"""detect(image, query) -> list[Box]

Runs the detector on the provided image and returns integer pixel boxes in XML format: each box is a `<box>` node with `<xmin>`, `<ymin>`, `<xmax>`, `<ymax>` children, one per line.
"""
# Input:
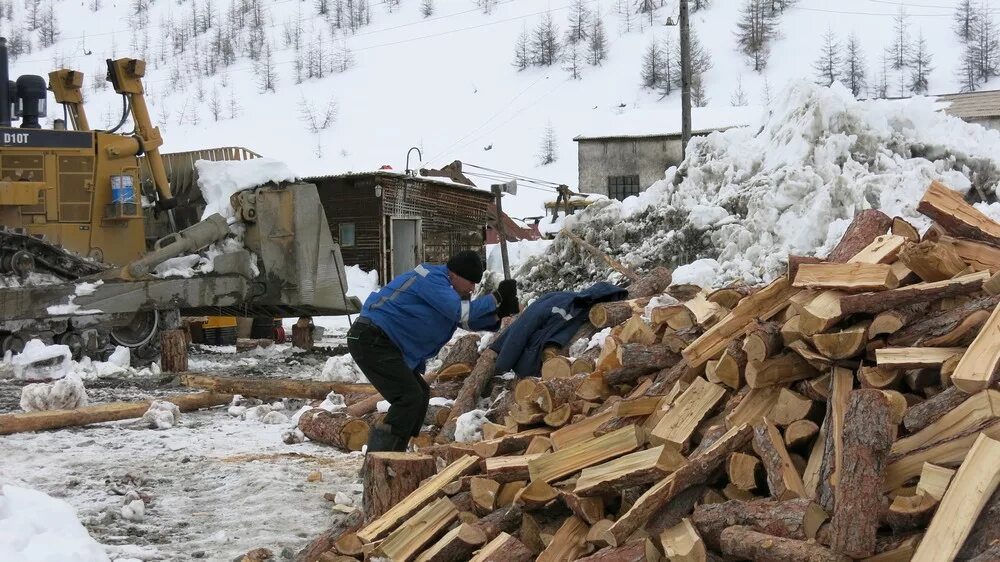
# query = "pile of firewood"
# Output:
<box><xmin>296</xmin><ymin>180</ymin><xmax>1000</xmax><ymax>562</ymax></box>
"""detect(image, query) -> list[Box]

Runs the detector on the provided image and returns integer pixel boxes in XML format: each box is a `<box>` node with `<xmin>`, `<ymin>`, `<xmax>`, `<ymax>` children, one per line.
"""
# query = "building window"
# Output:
<box><xmin>339</xmin><ymin>223</ymin><xmax>356</xmax><ymax>247</ymax></box>
<box><xmin>607</xmin><ymin>175</ymin><xmax>641</xmax><ymax>201</ymax></box>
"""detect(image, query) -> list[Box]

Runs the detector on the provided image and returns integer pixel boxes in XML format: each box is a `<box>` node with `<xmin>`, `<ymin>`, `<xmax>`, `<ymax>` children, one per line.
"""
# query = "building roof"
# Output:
<box><xmin>936</xmin><ymin>89</ymin><xmax>1000</xmax><ymax>120</ymax></box>
<box><xmin>571</xmin><ymin>105</ymin><xmax>756</xmax><ymax>142</ymax></box>
<box><xmin>303</xmin><ymin>170</ymin><xmax>495</xmax><ymax>200</ymax></box>
<box><xmin>573</xmin><ymin>126</ymin><xmax>734</xmax><ymax>142</ymax></box>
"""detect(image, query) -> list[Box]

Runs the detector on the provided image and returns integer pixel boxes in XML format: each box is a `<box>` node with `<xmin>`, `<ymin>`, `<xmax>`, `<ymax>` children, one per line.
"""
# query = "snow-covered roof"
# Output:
<box><xmin>572</xmin><ymin>106</ymin><xmax>757</xmax><ymax>142</ymax></box>
<box><xmin>573</xmin><ymin>126</ymin><xmax>736</xmax><ymax>142</ymax></box>
<box><xmin>936</xmin><ymin>89</ymin><xmax>1000</xmax><ymax>121</ymax></box>
<box><xmin>304</xmin><ymin>170</ymin><xmax>494</xmax><ymax>199</ymax></box>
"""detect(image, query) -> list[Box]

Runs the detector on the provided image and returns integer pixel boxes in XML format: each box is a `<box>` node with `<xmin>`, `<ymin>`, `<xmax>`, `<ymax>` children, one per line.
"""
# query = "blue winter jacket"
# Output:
<box><xmin>489</xmin><ymin>282</ymin><xmax>628</xmax><ymax>378</ymax></box>
<box><xmin>361</xmin><ymin>264</ymin><xmax>499</xmax><ymax>373</ymax></box>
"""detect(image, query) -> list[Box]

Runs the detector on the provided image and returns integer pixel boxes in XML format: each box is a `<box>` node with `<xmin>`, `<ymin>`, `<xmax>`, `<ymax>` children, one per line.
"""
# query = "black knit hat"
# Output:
<box><xmin>447</xmin><ymin>250</ymin><xmax>485</xmax><ymax>283</ymax></box>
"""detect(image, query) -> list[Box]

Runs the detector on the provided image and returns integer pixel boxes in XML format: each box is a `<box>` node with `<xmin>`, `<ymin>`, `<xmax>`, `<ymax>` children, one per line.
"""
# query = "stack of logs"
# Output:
<box><xmin>297</xmin><ymin>180</ymin><xmax>1000</xmax><ymax>561</ymax></box>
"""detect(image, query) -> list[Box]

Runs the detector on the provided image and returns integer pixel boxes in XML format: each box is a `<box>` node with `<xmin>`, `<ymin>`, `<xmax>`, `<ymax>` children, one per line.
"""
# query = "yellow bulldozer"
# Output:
<box><xmin>0</xmin><ymin>38</ymin><xmax>358</xmax><ymax>360</ymax></box>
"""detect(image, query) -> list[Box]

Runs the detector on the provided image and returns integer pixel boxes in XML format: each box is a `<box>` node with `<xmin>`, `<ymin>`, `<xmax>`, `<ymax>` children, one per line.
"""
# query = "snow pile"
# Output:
<box><xmin>120</xmin><ymin>499</ymin><xmax>145</xmax><ymax>522</ymax></box>
<box><xmin>196</xmin><ymin>158</ymin><xmax>297</xmax><ymax>221</ymax></box>
<box><xmin>485</xmin><ymin>239</ymin><xmax>553</xmax><ymax>276</ymax></box>
<box><xmin>10</xmin><ymin>340</ymin><xmax>72</xmax><ymax>381</ymax></box>
<box><xmin>320</xmin><ymin>392</ymin><xmax>347</xmax><ymax>411</ymax></box>
<box><xmin>320</xmin><ymin>354</ymin><xmax>368</xmax><ymax>384</ymax></box>
<box><xmin>376</xmin><ymin>400</ymin><xmax>390</xmax><ymax>414</ymax></box>
<box><xmin>0</xmin><ymin>483</ymin><xmax>111</xmax><ymax>562</ymax></box>
<box><xmin>142</xmin><ymin>400</ymin><xmax>181</xmax><ymax>429</ymax></box>
<box><xmin>672</xmin><ymin>259</ymin><xmax>722</xmax><ymax>288</ymax></box>
<box><xmin>240</xmin><ymin>403</ymin><xmax>290</xmax><ymax>425</ymax></box>
<box><xmin>45</xmin><ymin>281</ymin><xmax>105</xmax><ymax>316</ymax></box>
<box><xmin>345</xmin><ymin>265</ymin><xmax>379</xmax><ymax>300</ymax></box>
<box><xmin>429</xmin><ymin>397</ymin><xmax>455</xmax><ymax>407</ymax></box>
<box><xmin>517</xmin><ymin>82</ymin><xmax>1000</xmax><ymax>295</ymax></box>
<box><xmin>454</xmin><ymin>409</ymin><xmax>487</xmax><ymax>443</ymax></box>
<box><xmin>19</xmin><ymin>375</ymin><xmax>88</xmax><ymax>412</ymax></box>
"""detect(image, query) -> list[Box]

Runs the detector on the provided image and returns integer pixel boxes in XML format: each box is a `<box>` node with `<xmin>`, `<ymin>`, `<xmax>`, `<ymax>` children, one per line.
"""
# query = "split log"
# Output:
<box><xmin>618</xmin><ymin>316</ymin><xmax>659</xmax><ymax>345</ymax></box>
<box><xmin>559</xmin><ymin>490</ymin><xmax>604</xmax><ymax>525</ymax></box>
<box><xmin>869</xmin><ymin>304</ymin><xmax>928</xmax><ymax>340</ymax></box>
<box><xmin>942</xmin><ymin>234</ymin><xmax>1000</xmax><ymax>272</ymax></box>
<box><xmin>916</xmin><ymin>180</ymin><xmax>1000</xmax><ymax>246</ymax></box>
<box><xmin>627</xmin><ymin>266</ymin><xmax>673</xmax><ymax>298</ymax></box>
<box><xmin>829</xmin><ymin>390</ymin><xmax>893</xmax><ymax>558</ymax></box>
<box><xmin>541</xmin><ymin>356</ymin><xmax>573</xmax><ymax>380</ymax></box>
<box><xmin>743</xmin><ymin>320</ymin><xmax>782</xmax><ymax>362</ymax></box>
<box><xmin>537</xmin><ymin>515</ymin><xmax>590</xmax><ymax>562</ymax></box>
<box><xmin>727</xmin><ymin>452</ymin><xmax>761</xmax><ymax>491</ymax></box>
<box><xmin>902</xmin><ymin>385</ymin><xmax>971</xmax><ymax>434</ymax></box>
<box><xmin>659</xmin><ymin>519</ymin><xmax>705</xmax><ymax>562</ymax></box>
<box><xmin>472</xmin><ymin>428</ymin><xmax>551</xmax><ymax>458</ymax></box>
<box><xmin>858</xmin><ymin>366</ymin><xmax>901</xmax><ymax>390</ymax></box>
<box><xmin>605</xmin><ymin>344</ymin><xmax>680</xmax><ymax>387</ymax></box>
<box><xmin>719</xmin><ymin>526</ymin><xmax>850</xmax><ymax>562</ymax></box>
<box><xmin>484</xmin><ymin>454</ymin><xmax>539</xmax><ymax>483</ymax></box>
<box><xmin>725</xmin><ymin>386</ymin><xmax>782</xmax><ymax>429</ymax></box>
<box><xmin>812</xmin><ymin>324</ymin><xmax>867</xmax><ymax>360</ymax></box>
<box><xmin>362</xmin><ymin>453</ymin><xmax>436</xmax><ymax>521</ymax></box>
<box><xmin>437</xmin><ymin>349</ymin><xmax>499</xmax><ymax>443</ymax></box>
<box><xmin>818</xmin><ymin>368</ymin><xmax>853</xmax><ymax>513</ymax></box>
<box><xmin>440</xmin><ymin>333</ymin><xmax>482</xmax><ymax>371</ymax></box>
<box><xmin>373</xmin><ymin>496</ymin><xmax>457</xmax><ymax>562</ymax></box>
<box><xmin>473</xmin><ymin>504</ymin><xmax>522</xmax><ymax>541</ymax></box>
<box><xmin>911</xmin><ymin>434</ymin><xmax>1000</xmax><ymax>562</ymax></box>
<box><xmin>550</xmin><ymin>410</ymin><xmax>614</xmax><ymax>451</ymax></box>
<box><xmin>470</xmin><ymin>477</ymin><xmax>501</xmax><ymax>515</ymax></box>
<box><xmin>753</xmin><ymin>418</ymin><xmax>807</xmax><ymax>500</ymax></box>
<box><xmin>837</xmin><ymin>270</ymin><xmax>990</xmax><ymax>315</ymax></box>
<box><xmin>876</xmin><ymin>347</ymin><xmax>965</xmax><ymax>370</ymax></box>
<box><xmin>292</xmin><ymin>317</ymin><xmax>315</xmax><ymax>351</ymax></box>
<box><xmin>705</xmin><ymin>339</ymin><xmax>746</xmax><ymax>390</ymax></box>
<box><xmin>709</xmin><ymin>284</ymin><xmax>756</xmax><ymax>309</ymax></box>
<box><xmin>160</xmin><ymin>328</ymin><xmax>188</xmax><ymax>372</ymax></box>
<box><xmin>661</xmin><ymin>329</ymin><xmax>699</xmax><ymax>353</ymax></box>
<box><xmin>898</xmin><ymin>239</ymin><xmax>968</xmax><ymax>282</ymax></box>
<box><xmin>599</xmin><ymin>424</ymin><xmax>753</xmax><ymax>547</ymax></box>
<box><xmin>514</xmin><ymin>479</ymin><xmax>557</xmax><ymax>510</ymax></box>
<box><xmin>293</xmin><ymin>510</ymin><xmax>364</xmax><ymax>562</ymax></box>
<box><xmin>794</xmin><ymin>373</ymin><xmax>831</xmax><ymax>402</ymax></box>
<box><xmin>787</xmin><ymin>255</ymin><xmax>825</xmax><ymax>280</ymax></box>
<box><xmin>950</xmin><ymin>300</ymin><xmax>1000</xmax><ymax>393</ymax></box>
<box><xmin>298</xmin><ymin>409</ymin><xmax>369</xmax><ymax>452</ymax></box>
<box><xmin>770</xmin><ymin>389</ymin><xmax>817</xmax><ymax>427</ymax></box>
<box><xmin>888</xmin><ymin>295</ymin><xmax>1000</xmax><ymax>347</ymax></box>
<box><xmin>745</xmin><ymin>352</ymin><xmax>819</xmax><ymax>389</ymax></box>
<box><xmin>179</xmin><ymin>374</ymin><xmax>375</xmax><ymax>401</ymax></box>
<box><xmin>649</xmin><ymin>377</ymin><xmax>726</xmax><ymax>451</ymax></box>
<box><xmin>691</xmin><ymin>498</ymin><xmax>827</xmax><ymax>552</ymax></box>
<box><xmin>780</xmin><ymin>315</ymin><xmax>805</xmax><ymax>346</ymax></box>
<box><xmin>784</xmin><ymin>419</ymin><xmax>819</xmax><ymax>450</ymax></box>
<box><xmin>883</xmin><ymin>493</ymin><xmax>937</xmax><ymax>533</ymax></box>
<box><xmin>414</xmin><ymin>523</ymin><xmax>486</xmax><ymax>562</ymax></box>
<box><xmin>793</xmin><ymin>262</ymin><xmax>897</xmax><ymax>292</ymax></box>
<box><xmin>576</xmin><ymin>540</ymin><xmax>662</xmax><ymax>562</ymax></box>
<box><xmin>957</xmin><ymin>486</ymin><xmax>1000</xmax><ymax>559</ymax></box>
<box><xmin>468</xmin><ymin>532</ymin><xmax>533</xmax><ymax>562</ymax></box>
<box><xmin>826</xmin><ymin>209</ymin><xmax>893</xmax><ymax>263</ymax></box>
<box><xmin>528</xmin><ymin>425</ymin><xmax>642</xmax><ymax>483</ymax></box>
<box><xmin>0</xmin><ymin>391</ymin><xmax>232</xmax><ymax>435</ymax></box>
<box><xmin>575</xmin><ymin>445</ymin><xmax>687</xmax><ymax>497</ymax></box>
<box><xmin>892</xmin><ymin>216</ymin><xmax>921</xmax><ymax>241</ymax></box>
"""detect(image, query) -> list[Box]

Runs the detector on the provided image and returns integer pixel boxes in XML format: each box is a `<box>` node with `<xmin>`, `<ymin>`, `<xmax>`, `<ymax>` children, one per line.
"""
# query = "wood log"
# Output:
<box><xmin>437</xmin><ymin>349</ymin><xmax>499</xmax><ymax>443</ymax></box>
<box><xmin>827</xmin><ymin>209</ymin><xmax>893</xmax><ymax>263</ymax></box>
<box><xmin>725</xmin><ymin>386</ymin><xmax>782</xmax><ymax>429</ymax></box>
<box><xmin>787</xmin><ymin>255</ymin><xmax>825</xmax><ymax>281</ymax></box>
<box><xmin>468</xmin><ymin>532</ymin><xmax>533</xmax><ymax>562</ymax></box>
<box><xmin>883</xmin><ymin>493</ymin><xmax>937</xmax><ymax>533</ymax></box>
<box><xmin>705</xmin><ymin>339</ymin><xmax>746</xmax><ymax>390</ymax></box>
<box><xmin>627</xmin><ymin>266</ymin><xmax>673</xmax><ymax>298</ymax></box>
<box><xmin>298</xmin><ymin>409</ymin><xmax>369</xmax><ymax>452</ymax></box>
<box><xmin>691</xmin><ymin>498</ymin><xmax>827</xmax><ymax>552</ymax></box>
<box><xmin>743</xmin><ymin>320</ymin><xmax>782</xmax><ymax>362</ymax></box>
<box><xmin>649</xmin><ymin>377</ymin><xmax>726</xmax><ymax>451</ymax></box>
<box><xmin>576</xmin><ymin>540</ymin><xmax>662</xmax><ymax>562</ymax></box>
<box><xmin>374</xmin><ymin>496</ymin><xmax>457</xmax><ymax>562</ymax></box>
<box><xmin>912</xmin><ymin>434</ymin><xmax>1000</xmax><ymax>562</ymax></box>
<box><xmin>356</xmin><ymin>455</ymin><xmax>479</xmax><ymax>543</ymax></box>
<box><xmin>957</xmin><ymin>486</ymin><xmax>1000</xmax><ymax>559</ymax></box>
<box><xmin>794</xmin><ymin>373</ymin><xmax>832</xmax><ymax>402</ymax></box>
<box><xmin>892</xmin><ymin>216</ymin><xmax>921</xmax><ymax>241</ymax></box>
<box><xmin>513</xmin><ymin>478</ymin><xmax>557</xmax><ymax>510</ymax></box>
<box><xmin>869</xmin><ymin>304</ymin><xmax>928</xmax><ymax>340</ymax></box>
<box><xmin>876</xmin><ymin>347</ymin><xmax>965</xmax><ymax>370</ymax></box>
<box><xmin>770</xmin><ymin>389</ymin><xmax>817</xmax><ymax>427</ymax></box>
<box><xmin>784</xmin><ymin>419</ymin><xmax>820</xmax><ymax>450</ymax></box>
<box><xmin>950</xmin><ymin>300</ymin><xmax>1000</xmax><ymax>393</ymax></box>
<box><xmin>818</xmin><ymin>368</ymin><xmax>853</xmax><ymax>513</ymax></box>
<box><xmin>888</xmin><ymin>295</ymin><xmax>1000</xmax><ymax>347</ymax></box>
<box><xmin>745</xmin><ymin>352</ymin><xmax>819</xmax><ymax>389</ymax></box>
<box><xmin>838</xmin><ymin>270</ymin><xmax>990</xmax><ymax>315</ymax></box>
<box><xmin>605</xmin><ymin>344</ymin><xmax>680</xmax><ymax>387</ymax></box>
<box><xmin>916</xmin><ymin>180</ymin><xmax>1000</xmax><ymax>245</ymax></box>
<box><xmin>292</xmin><ymin>317</ymin><xmax>315</xmax><ymax>351</ymax></box>
<box><xmin>362</xmin><ymin>453</ymin><xmax>436</xmax><ymax>522</ymax></box>
<box><xmin>658</xmin><ymin>519</ymin><xmax>705</xmax><ymax>562</ymax></box>
<box><xmin>940</xmin><ymin>234</ymin><xmax>1000</xmax><ymax>272</ymax></box>
<box><xmin>575</xmin><ymin>445</ymin><xmax>687</xmax><ymax>497</ymax></box>
<box><xmin>484</xmin><ymin>454</ymin><xmax>539</xmax><ymax>483</ymax></box>
<box><xmin>160</xmin><ymin>328</ymin><xmax>188</xmax><ymax>372</ymax></box>
<box><xmin>541</xmin><ymin>356</ymin><xmax>573</xmax><ymax>380</ymax></box>
<box><xmin>898</xmin><ymin>239</ymin><xmax>968</xmax><ymax>282</ymax></box>
<box><xmin>619</xmin><ymin>315</ymin><xmax>659</xmax><ymax>346</ymax></box>
<box><xmin>780</xmin><ymin>315</ymin><xmax>805</xmax><ymax>346</ymax></box>
<box><xmin>902</xmin><ymin>385</ymin><xmax>970</xmax><ymax>434</ymax></box>
<box><xmin>414</xmin><ymin>523</ymin><xmax>487</xmax><ymax>562</ymax></box>
<box><xmin>559</xmin><ymin>490</ymin><xmax>605</xmax><ymax>525</ymax></box>
<box><xmin>0</xmin><ymin>391</ymin><xmax>232</xmax><ymax>435</ymax></box>
<box><xmin>812</xmin><ymin>324</ymin><xmax>868</xmax><ymax>360</ymax></box>
<box><xmin>440</xmin><ymin>333</ymin><xmax>481</xmax><ymax>371</ymax></box>
<box><xmin>518</xmin><ymin>513</ymin><xmax>545</xmax><ymax>554</ymax></box>
<box><xmin>537</xmin><ymin>515</ymin><xmax>590</xmax><ymax>562</ymax></box>
<box><xmin>753</xmin><ymin>418</ymin><xmax>807</xmax><ymax>500</ymax></box>
<box><xmin>472</xmin><ymin>428</ymin><xmax>551</xmax><ymax>458</ymax></box>
<box><xmin>858</xmin><ymin>366</ymin><xmax>901</xmax><ymax>390</ymax></box>
<box><xmin>590</xmin><ymin>300</ymin><xmax>648</xmax><ymax>329</ymax></box>
<box><xmin>793</xmin><ymin>262</ymin><xmax>897</xmax><ymax>292</ymax></box>
<box><xmin>469</xmin><ymin>477</ymin><xmax>500</xmax><ymax>515</ymax></box>
<box><xmin>829</xmin><ymin>390</ymin><xmax>893</xmax><ymax>558</ymax></box>
<box><xmin>727</xmin><ymin>452</ymin><xmax>761</xmax><ymax>491</ymax></box>
<box><xmin>528</xmin><ymin>425</ymin><xmax>642</xmax><ymax>483</ymax></box>
<box><xmin>719</xmin><ymin>526</ymin><xmax>850</xmax><ymax>562</ymax></box>
<box><xmin>470</xmin><ymin>503</ymin><xmax>522</xmax><ymax>542</ymax></box>
<box><xmin>179</xmin><ymin>374</ymin><xmax>375</xmax><ymax>401</ymax></box>
<box><xmin>599</xmin><ymin>424</ymin><xmax>753</xmax><ymax>547</ymax></box>
<box><xmin>891</xmin><ymin>388</ymin><xmax>1000</xmax><ymax>460</ymax></box>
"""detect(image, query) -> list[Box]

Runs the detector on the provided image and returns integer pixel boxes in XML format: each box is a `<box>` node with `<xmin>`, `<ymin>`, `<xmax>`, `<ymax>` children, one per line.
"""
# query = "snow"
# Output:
<box><xmin>455</xmin><ymin>409</ymin><xmax>488</xmax><ymax>443</ymax></box>
<box><xmin>0</xmin><ymin>483</ymin><xmax>111</xmax><ymax>562</ymax></box>
<box><xmin>141</xmin><ymin>401</ymin><xmax>181</xmax><ymax>430</ymax></box>
<box><xmin>105</xmin><ymin>347</ymin><xmax>131</xmax><ymax>370</ymax></box>
<box><xmin>587</xmin><ymin>328</ymin><xmax>612</xmax><ymax>351</ymax></box>
<box><xmin>19</xmin><ymin>375</ymin><xmax>88</xmax><ymax>412</ymax></box>
<box><xmin>428</xmin><ymin>397</ymin><xmax>455</xmax><ymax>407</ymax></box>
<box><xmin>45</xmin><ymin>294</ymin><xmax>104</xmax><ymax>316</ymax></box>
<box><xmin>10</xmin><ymin>340</ymin><xmax>72</xmax><ymax>381</ymax></box>
<box><xmin>320</xmin><ymin>392</ymin><xmax>348</xmax><ymax>412</ymax></box>
<box><xmin>74</xmin><ymin>280</ymin><xmax>104</xmax><ymax>296</ymax></box>
<box><xmin>485</xmin><ymin>239</ymin><xmax>554</xmax><ymax>276</ymax></box>
<box><xmin>120</xmin><ymin>500</ymin><xmax>146</xmax><ymax>523</ymax></box>
<box><xmin>376</xmin><ymin>400</ymin><xmax>390</xmax><ymax>414</ymax></box>
<box><xmin>195</xmin><ymin>158</ymin><xmax>297</xmax><ymax>221</ymax></box>
<box><xmin>672</xmin><ymin>259</ymin><xmax>722</xmax><ymax>288</ymax></box>
<box><xmin>320</xmin><ymin>355</ymin><xmax>368</xmax><ymax>384</ymax></box>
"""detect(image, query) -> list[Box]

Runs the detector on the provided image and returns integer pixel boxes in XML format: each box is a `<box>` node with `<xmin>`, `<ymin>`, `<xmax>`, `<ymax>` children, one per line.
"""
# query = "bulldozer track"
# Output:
<box><xmin>0</xmin><ymin>227</ymin><xmax>109</xmax><ymax>280</ymax></box>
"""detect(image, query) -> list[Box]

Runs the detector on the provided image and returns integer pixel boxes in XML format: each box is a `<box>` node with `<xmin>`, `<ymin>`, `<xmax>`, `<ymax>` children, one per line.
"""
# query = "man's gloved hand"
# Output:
<box><xmin>493</xmin><ymin>279</ymin><xmax>519</xmax><ymax>318</ymax></box>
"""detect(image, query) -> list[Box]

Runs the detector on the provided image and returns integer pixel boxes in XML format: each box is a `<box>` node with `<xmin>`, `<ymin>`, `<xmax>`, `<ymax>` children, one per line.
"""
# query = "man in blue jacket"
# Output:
<box><xmin>347</xmin><ymin>251</ymin><xmax>518</xmax><ymax>452</ymax></box>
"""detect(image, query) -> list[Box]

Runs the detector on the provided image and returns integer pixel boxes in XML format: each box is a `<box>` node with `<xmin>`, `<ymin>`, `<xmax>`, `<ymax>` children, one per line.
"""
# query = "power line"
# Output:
<box><xmin>789</xmin><ymin>5</ymin><xmax>950</xmax><ymax>16</ymax></box>
<box><xmin>463</xmin><ymin>163</ymin><xmax>562</xmax><ymax>186</ymax></box>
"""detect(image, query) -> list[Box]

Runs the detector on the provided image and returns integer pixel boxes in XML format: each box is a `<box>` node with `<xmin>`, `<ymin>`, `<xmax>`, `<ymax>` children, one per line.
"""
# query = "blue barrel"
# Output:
<box><xmin>110</xmin><ymin>175</ymin><xmax>122</xmax><ymax>203</ymax></box>
<box><xmin>120</xmin><ymin>175</ymin><xmax>135</xmax><ymax>204</ymax></box>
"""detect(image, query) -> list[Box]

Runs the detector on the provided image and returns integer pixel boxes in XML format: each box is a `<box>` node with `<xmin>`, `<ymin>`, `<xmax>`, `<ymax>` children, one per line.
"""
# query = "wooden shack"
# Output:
<box><xmin>307</xmin><ymin>171</ymin><xmax>494</xmax><ymax>283</ymax></box>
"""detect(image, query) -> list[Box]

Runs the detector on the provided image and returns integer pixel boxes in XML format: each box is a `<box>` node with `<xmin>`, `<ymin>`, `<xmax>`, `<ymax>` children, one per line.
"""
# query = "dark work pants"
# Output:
<box><xmin>347</xmin><ymin>319</ymin><xmax>430</xmax><ymax>439</ymax></box>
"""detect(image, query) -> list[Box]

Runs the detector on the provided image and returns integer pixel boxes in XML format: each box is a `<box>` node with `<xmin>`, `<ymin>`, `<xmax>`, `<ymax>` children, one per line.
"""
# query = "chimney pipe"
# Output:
<box><xmin>0</xmin><ymin>37</ymin><xmax>10</xmax><ymax>127</ymax></box>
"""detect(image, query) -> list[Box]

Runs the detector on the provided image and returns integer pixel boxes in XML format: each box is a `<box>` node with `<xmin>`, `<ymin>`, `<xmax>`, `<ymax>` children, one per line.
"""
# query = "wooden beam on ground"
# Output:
<box><xmin>0</xmin><ymin>391</ymin><xmax>232</xmax><ymax>435</ymax></box>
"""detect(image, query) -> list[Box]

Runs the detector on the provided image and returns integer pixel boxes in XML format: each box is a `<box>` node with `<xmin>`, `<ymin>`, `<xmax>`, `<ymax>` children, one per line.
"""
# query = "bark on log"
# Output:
<box><xmin>753</xmin><ymin>419</ymin><xmax>807</xmax><ymax>500</ymax></box>
<box><xmin>719</xmin><ymin>526</ymin><xmax>851</xmax><ymax>562</ymax></box>
<box><xmin>958</xmin><ymin>486</ymin><xmax>1000</xmax><ymax>560</ymax></box>
<box><xmin>0</xmin><ymin>391</ymin><xmax>232</xmax><ymax>435</ymax></box>
<box><xmin>627</xmin><ymin>266</ymin><xmax>673</xmax><ymax>298</ymax></box>
<box><xmin>438</xmin><ymin>349</ymin><xmax>499</xmax><ymax>443</ymax></box>
<box><xmin>292</xmin><ymin>317</ymin><xmax>314</xmax><ymax>351</ymax></box>
<box><xmin>888</xmin><ymin>295</ymin><xmax>1000</xmax><ymax>347</ymax></box>
<box><xmin>179</xmin><ymin>374</ymin><xmax>375</xmax><ymax>401</ymax></box>
<box><xmin>473</xmin><ymin>504</ymin><xmax>523</xmax><ymax>542</ymax></box>
<box><xmin>743</xmin><ymin>321</ymin><xmax>782</xmax><ymax>363</ymax></box>
<box><xmin>415</xmin><ymin>523</ymin><xmax>486</xmax><ymax>562</ymax></box>
<box><xmin>643</xmin><ymin>484</ymin><xmax>706</xmax><ymax>536</ymax></box>
<box><xmin>691</xmin><ymin>498</ymin><xmax>828</xmax><ymax>552</ymax></box>
<box><xmin>590</xmin><ymin>301</ymin><xmax>640</xmax><ymax>329</ymax></box>
<box><xmin>575</xmin><ymin>541</ymin><xmax>659</xmax><ymax>562</ymax></box>
<box><xmin>882</xmin><ymin>494</ymin><xmax>937</xmax><ymax>533</ymax></box>
<box><xmin>298</xmin><ymin>409</ymin><xmax>370</xmax><ymax>452</ymax></box>
<box><xmin>362</xmin><ymin>453</ymin><xmax>436</xmax><ymax>522</ymax></box>
<box><xmin>826</xmin><ymin>210</ymin><xmax>893</xmax><ymax>263</ymax></box>
<box><xmin>902</xmin><ymin>385</ymin><xmax>971</xmax><ymax>434</ymax></box>
<box><xmin>468</xmin><ymin>532</ymin><xmax>534</xmax><ymax>562</ymax></box>
<box><xmin>829</xmin><ymin>389</ymin><xmax>893</xmax><ymax>559</ymax></box>
<box><xmin>917</xmin><ymin>180</ymin><xmax>1000</xmax><ymax>246</ymax></box>
<box><xmin>160</xmin><ymin>328</ymin><xmax>188</xmax><ymax>372</ymax></box>
<box><xmin>292</xmin><ymin>510</ymin><xmax>364</xmax><ymax>562</ymax></box>
<box><xmin>646</xmin><ymin>359</ymin><xmax>692</xmax><ymax>396</ymax></box>
<box><xmin>605</xmin><ymin>344</ymin><xmax>681</xmax><ymax>386</ymax></box>
<box><xmin>787</xmin><ymin>255</ymin><xmax>825</xmax><ymax>281</ymax></box>
<box><xmin>818</xmin><ymin>369</ymin><xmax>853</xmax><ymax>513</ymax></box>
<box><xmin>838</xmin><ymin>271</ymin><xmax>989</xmax><ymax>315</ymax></box>
<box><xmin>440</xmin><ymin>334</ymin><xmax>482</xmax><ymax>371</ymax></box>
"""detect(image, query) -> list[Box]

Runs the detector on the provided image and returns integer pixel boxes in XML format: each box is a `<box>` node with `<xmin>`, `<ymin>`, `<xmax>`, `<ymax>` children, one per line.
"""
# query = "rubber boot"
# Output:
<box><xmin>365</xmin><ymin>424</ymin><xmax>408</xmax><ymax>453</ymax></box>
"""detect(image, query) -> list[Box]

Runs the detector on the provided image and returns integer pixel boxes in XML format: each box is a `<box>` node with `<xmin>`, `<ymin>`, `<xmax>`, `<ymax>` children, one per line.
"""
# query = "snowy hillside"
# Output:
<box><xmin>1</xmin><ymin>0</ymin><xmax>991</xmax><ymax>217</ymax></box>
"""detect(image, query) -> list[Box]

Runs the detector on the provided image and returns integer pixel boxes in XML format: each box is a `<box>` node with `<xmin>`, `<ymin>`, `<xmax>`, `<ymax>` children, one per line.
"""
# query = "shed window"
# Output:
<box><xmin>339</xmin><ymin>223</ymin><xmax>356</xmax><ymax>247</ymax></box>
<box><xmin>607</xmin><ymin>175</ymin><xmax>641</xmax><ymax>201</ymax></box>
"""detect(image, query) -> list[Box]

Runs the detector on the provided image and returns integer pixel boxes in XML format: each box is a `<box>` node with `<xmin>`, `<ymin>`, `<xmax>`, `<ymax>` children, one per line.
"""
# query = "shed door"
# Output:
<box><xmin>390</xmin><ymin>217</ymin><xmax>421</xmax><ymax>277</ymax></box>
